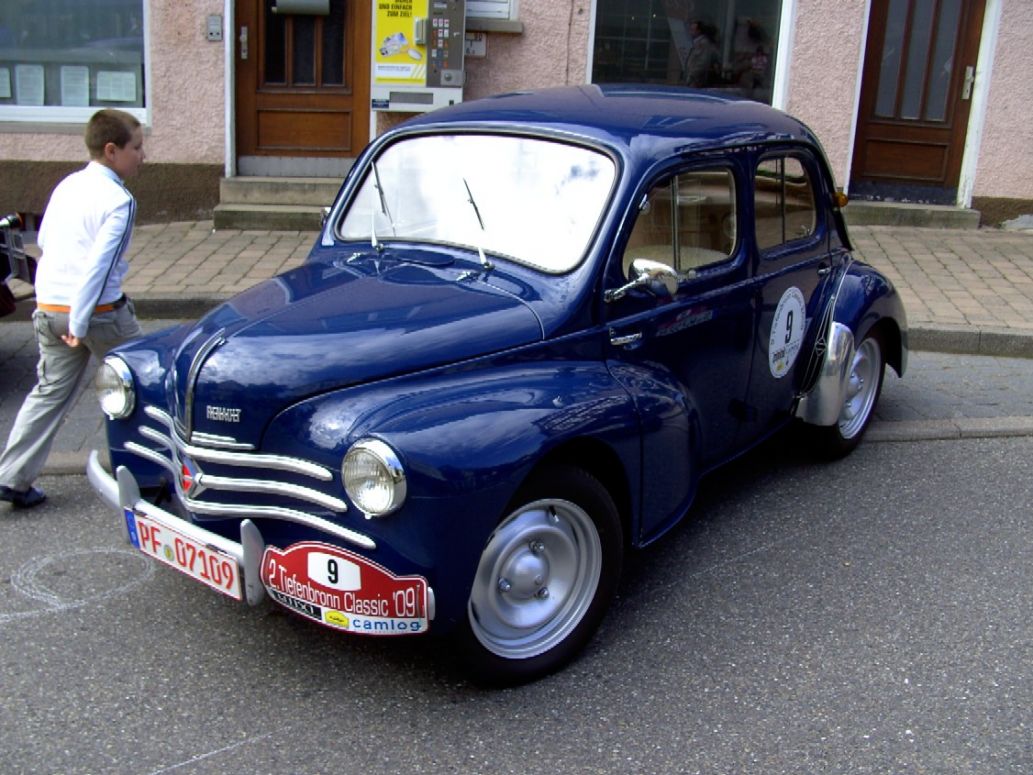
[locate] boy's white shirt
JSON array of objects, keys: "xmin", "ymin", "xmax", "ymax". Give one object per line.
[{"xmin": 35, "ymin": 161, "xmax": 135, "ymax": 338}]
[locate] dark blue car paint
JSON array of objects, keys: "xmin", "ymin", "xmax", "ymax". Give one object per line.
[{"xmin": 101, "ymin": 85, "xmax": 906, "ymax": 636}]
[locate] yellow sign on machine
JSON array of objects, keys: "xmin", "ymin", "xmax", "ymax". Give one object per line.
[
  {"xmin": 371, "ymin": 0, "xmax": 466, "ymax": 111},
  {"xmin": 373, "ymin": 0, "xmax": 428, "ymax": 87}
]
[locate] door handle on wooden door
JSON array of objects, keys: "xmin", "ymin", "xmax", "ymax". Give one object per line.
[
  {"xmin": 962, "ymin": 66, "xmax": 975, "ymax": 100},
  {"xmin": 239, "ymin": 26, "xmax": 249, "ymax": 60}
]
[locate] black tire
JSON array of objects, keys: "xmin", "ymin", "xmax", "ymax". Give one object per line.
[
  {"xmin": 813, "ymin": 332, "xmax": 885, "ymax": 459},
  {"xmin": 459, "ymin": 465, "xmax": 623, "ymax": 686}
]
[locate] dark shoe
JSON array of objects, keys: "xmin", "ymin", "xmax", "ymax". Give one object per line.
[{"xmin": 0, "ymin": 485, "xmax": 47, "ymax": 508}]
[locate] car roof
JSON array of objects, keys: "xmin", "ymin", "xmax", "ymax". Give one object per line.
[{"xmin": 397, "ymin": 84, "xmax": 824, "ymax": 160}]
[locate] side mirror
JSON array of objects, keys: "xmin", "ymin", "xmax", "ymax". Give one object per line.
[{"xmin": 605, "ymin": 258, "xmax": 686, "ymax": 303}]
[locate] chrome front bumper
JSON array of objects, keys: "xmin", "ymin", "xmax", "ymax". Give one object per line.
[{"xmin": 88, "ymin": 450, "xmax": 269, "ymax": 605}]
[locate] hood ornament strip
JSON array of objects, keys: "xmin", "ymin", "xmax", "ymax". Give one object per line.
[{"xmin": 175, "ymin": 328, "xmax": 226, "ymax": 441}]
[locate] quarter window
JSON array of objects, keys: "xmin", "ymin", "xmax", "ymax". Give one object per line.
[
  {"xmin": 754, "ymin": 156, "xmax": 816, "ymax": 250},
  {"xmin": 623, "ymin": 168, "xmax": 737, "ymax": 279}
]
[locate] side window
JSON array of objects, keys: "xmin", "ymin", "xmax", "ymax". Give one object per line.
[
  {"xmin": 754, "ymin": 156, "xmax": 817, "ymax": 251},
  {"xmin": 623, "ymin": 168, "xmax": 737, "ymax": 279}
]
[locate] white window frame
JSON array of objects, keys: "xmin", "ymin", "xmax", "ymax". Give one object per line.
[{"xmin": 467, "ymin": 0, "xmax": 517, "ymax": 21}]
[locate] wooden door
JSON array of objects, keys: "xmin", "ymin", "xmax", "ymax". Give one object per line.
[
  {"xmin": 850, "ymin": 0, "xmax": 986, "ymax": 203},
  {"xmin": 235, "ymin": 0, "xmax": 370, "ymax": 162}
]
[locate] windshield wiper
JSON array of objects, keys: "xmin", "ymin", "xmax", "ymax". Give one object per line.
[
  {"xmin": 370, "ymin": 160, "xmax": 395, "ymax": 252},
  {"xmin": 462, "ymin": 177, "xmax": 493, "ymax": 272}
]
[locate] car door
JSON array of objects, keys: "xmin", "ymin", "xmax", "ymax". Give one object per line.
[
  {"xmin": 742, "ymin": 148, "xmax": 841, "ymax": 442},
  {"xmin": 604, "ymin": 159, "xmax": 754, "ymax": 540}
]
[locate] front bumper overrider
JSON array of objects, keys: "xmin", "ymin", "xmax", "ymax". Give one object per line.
[{"xmin": 88, "ymin": 450, "xmax": 269, "ymax": 604}]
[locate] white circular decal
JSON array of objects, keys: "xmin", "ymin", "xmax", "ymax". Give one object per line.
[{"xmin": 769, "ymin": 286, "xmax": 806, "ymax": 378}]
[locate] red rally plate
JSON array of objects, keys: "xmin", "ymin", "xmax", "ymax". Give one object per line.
[
  {"xmin": 261, "ymin": 541, "xmax": 429, "ymax": 635},
  {"xmin": 125, "ymin": 509, "xmax": 242, "ymax": 600}
]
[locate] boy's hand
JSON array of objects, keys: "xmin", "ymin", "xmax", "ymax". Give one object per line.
[{"xmin": 62, "ymin": 334, "xmax": 82, "ymax": 348}]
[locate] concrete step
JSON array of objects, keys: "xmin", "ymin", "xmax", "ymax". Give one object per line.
[
  {"xmin": 213, "ymin": 203, "xmax": 325, "ymax": 231},
  {"xmin": 215, "ymin": 176, "xmax": 346, "ymax": 230},
  {"xmin": 843, "ymin": 200, "xmax": 980, "ymax": 229},
  {"xmin": 219, "ymin": 176, "xmax": 342, "ymax": 207}
]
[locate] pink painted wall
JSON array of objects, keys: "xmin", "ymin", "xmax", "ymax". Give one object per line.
[
  {"xmin": 783, "ymin": 0, "xmax": 868, "ymax": 191},
  {"xmin": 972, "ymin": 1, "xmax": 1033, "ymax": 199},
  {"xmin": 465, "ymin": 1, "xmax": 592, "ymax": 98},
  {"xmin": 0, "ymin": 0, "xmax": 224, "ymax": 165}
]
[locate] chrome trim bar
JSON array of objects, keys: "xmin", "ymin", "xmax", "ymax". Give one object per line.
[
  {"xmin": 191, "ymin": 431, "xmax": 255, "ymax": 451},
  {"xmin": 180, "ymin": 496, "xmax": 375, "ymax": 550},
  {"xmin": 126, "ymin": 441, "xmax": 177, "ymax": 474},
  {"xmin": 186, "ymin": 445, "xmax": 333, "ymax": 481},
  {"xmin": 197, "ymin": 473, "xmax": 348, "ymax": 512},
  {"xmin": 141, "ymin": 409, "xmax": 333, "ymax": 481},
  {"xmin": 126, "ymin": 440, "xmax": 347, "ymax": 513}
]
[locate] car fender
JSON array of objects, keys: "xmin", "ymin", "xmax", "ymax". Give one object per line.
[
  {"xmin": 833, "ymin": 260, "xmax": 908, "ymax": 376},
  {"xmin": 266, "ymin": 360, "xmax": 644, "ymax": 626},
  {"xmin": 795, "ymin": 259, "xmax": 908, "ymax": 426}
]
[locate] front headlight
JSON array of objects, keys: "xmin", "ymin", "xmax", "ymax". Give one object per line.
[
  {"xmin": 95, "ymin": 355, "xmax": 135, "ymax": 419},
  {"xmin": 342, "ymin": 439, "xmax": 406, "ymax": 518}
]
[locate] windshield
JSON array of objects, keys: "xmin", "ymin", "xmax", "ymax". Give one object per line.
[{"xmin": 337, "ymin": 134, "xmax": 617, "ymax": 273}]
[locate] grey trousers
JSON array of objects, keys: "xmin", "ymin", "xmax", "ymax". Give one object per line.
[{"xmin": 0, "ymin": 302, "xmax": 141, "ymax": 491}]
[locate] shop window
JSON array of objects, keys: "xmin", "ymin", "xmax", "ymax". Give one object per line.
[
  {"xmin": 592, "ymin": 0, "xmax": 781, "ymax": 104},
  {"xmin": 0, "ymin": 0, "xmax": 145, "ymax": 121}
]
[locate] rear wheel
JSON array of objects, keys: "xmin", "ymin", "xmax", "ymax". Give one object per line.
[
  {"xmin": 461, "ymin": 465, "xmax": 622, "ymax": 685},
  {"xmin": 814, "ymin": 332, "xmax": 885, "ymax": 458}
]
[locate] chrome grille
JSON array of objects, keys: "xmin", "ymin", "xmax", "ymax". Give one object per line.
[{"xmin": 123, "ymin": 406, "xmax": 375, "ymax": 550}]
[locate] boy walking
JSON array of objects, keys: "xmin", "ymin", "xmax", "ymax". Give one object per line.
[{"xmin": 0, "ymin": 109, "xmax": 145, "ymax": 509}]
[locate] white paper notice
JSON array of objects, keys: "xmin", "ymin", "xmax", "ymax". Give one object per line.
[
  {"xmin": 0, "ymin": 68, "xmax": 11, "ymax": 99},
  {"xmin": 96, "ymin": 70, "xmax": 136, "ymax": 102},
  {"xmin": 15, "ymin": 64, "xmax": 45, "ymax": 105},
  {"xmin": 61, "ymin": 65, "xmax": 90, "ymax": 106}
]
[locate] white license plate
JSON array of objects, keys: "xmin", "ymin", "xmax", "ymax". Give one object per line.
[{"xmin": 125, "ymin": 509, "xmax": 242, "ymax": 600}]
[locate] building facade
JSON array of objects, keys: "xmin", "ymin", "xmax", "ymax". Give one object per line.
[{"xmin": 0, "ymin": 0, "xmax": 1029, "ymax": 225}]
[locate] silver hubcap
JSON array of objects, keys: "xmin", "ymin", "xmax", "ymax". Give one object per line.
[
  {"xmin": 468, "ymin": 498, "xmax": 602, "ymax": 659},
  {"xmin": 838, "ymin": 337, "xmax": 881, "ymax": 439}
]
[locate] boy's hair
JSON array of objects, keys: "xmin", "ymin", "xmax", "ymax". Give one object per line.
[{"xmin": 84, "ymin": 109, "xmax": 141, "ymax": 158}]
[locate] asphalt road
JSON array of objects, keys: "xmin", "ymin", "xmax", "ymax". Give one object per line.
[{"xmin": 1, "ymin": 435, "xmax": 1031, "ymax": 774}]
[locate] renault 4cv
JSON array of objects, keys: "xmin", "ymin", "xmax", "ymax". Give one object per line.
[{"xmin": 89, "ymin": 85, "xmax": 906, "ymax": 684}]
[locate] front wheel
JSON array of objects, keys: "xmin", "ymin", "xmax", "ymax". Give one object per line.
[
  {"xmin": 813, "ymin": 332, "xmax": 885, "ymax": 458},
  {"xmin": 460, "ymin": 465, "xmax": 623, "ymax": 685}
]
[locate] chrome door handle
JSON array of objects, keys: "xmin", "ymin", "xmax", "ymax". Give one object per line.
[
  {"xmin": 239, "ymin": 26, "xmax": 249, "ymax": 60},
  {"xmin": 817, "ymin": 263, "xmax": 832, "ymax": 277},
  {"xmin": 610, "ymin": 331, "xmax": 642, "ymax": 347}
]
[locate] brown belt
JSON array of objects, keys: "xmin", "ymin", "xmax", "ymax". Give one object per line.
[{"xmin": 38, "ymin": 294, "xmax": 128, "ymax": 315}]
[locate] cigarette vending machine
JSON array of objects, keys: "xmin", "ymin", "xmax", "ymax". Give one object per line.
[{"xmin": 371, "ymin": 0, "xmax": 466, "ymax": 112}]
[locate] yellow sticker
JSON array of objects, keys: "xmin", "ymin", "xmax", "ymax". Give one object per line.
[{"xmin": 324, "ymin": 609, "xmax": 351, "ymax": 629}]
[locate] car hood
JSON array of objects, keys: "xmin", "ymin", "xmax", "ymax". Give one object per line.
[{"xmin": 167, "ymin": 255, "xmax": 543, "ymax": 446}]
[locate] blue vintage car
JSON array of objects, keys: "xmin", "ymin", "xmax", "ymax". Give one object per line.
[{"xmin": 89, "ymin": 85, "xmax": 907, "ymax": 684}]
